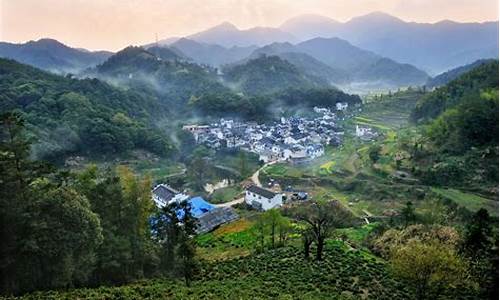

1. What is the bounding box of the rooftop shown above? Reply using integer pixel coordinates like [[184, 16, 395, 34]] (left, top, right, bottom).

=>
[[247, 185, 276, 199]]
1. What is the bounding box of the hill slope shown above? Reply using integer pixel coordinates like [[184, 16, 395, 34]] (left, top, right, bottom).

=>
[[222, 55, 328, 95], [91, 46, 228, 106], [296, 37, 429, 85], [0, 58, 170, 160], [169, 38, 257, 66], [412, 60, 499, 122], [0, 38, 112, 74], [426, 59, 496, 88], [13, 244, 412, 299]]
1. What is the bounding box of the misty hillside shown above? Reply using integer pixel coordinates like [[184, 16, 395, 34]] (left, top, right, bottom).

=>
[[0, 57, 170, 160], [146, 45, 189, 61], [0, 38, 112, 74], [222, 55, 328, 95], [239, 42, 350, 84], [91, 46, 228, 104], [169, 38, 257, 66], [235, 37, 429, 87]]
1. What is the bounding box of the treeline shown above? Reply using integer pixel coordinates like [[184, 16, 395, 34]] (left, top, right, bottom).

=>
[[0, 58, 171, 160], [0, 113, 195, 295], [189, 87, 362, 121]]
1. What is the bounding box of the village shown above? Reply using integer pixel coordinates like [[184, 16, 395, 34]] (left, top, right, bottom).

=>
[[150, 103, 379, 234], [182, 103, 375, 164]]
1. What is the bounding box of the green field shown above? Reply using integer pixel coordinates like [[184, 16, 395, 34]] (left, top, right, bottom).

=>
[[431, 188, 499, 216], [209, 186, 242, 204]]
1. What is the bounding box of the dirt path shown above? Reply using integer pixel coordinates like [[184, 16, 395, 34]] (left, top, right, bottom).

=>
[[214, 161, 275, 208], [216, 197, 244, 207]]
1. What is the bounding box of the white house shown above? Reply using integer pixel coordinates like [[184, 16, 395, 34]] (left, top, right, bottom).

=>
[[245, 185, 283, 211], [336, 102, 348, 111]]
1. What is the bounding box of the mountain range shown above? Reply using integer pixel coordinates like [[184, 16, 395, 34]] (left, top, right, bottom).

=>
[[0, 11, 496, 91], [176, 12, 498, 74], [0, 38, 112, 74]]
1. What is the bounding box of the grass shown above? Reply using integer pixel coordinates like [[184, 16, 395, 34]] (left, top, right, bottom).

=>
[[196, 219, 256, 261], [337, 223, 379, 243], [431, 187, 499, 216], [209, 186, 242, 204]]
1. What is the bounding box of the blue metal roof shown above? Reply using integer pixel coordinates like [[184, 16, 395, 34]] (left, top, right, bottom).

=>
[[188, 196, 215, 217]]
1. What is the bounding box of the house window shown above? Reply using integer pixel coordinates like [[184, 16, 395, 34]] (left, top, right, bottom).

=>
[[258, 196, 261, 199]]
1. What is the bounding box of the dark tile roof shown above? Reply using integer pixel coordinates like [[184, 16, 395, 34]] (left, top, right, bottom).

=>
[[153, 184, 179, 202], [196, 207, 239, 233], [247, 185, 276, 199]]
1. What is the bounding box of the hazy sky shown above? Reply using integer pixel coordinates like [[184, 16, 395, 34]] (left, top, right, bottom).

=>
[[1, 0, 498, 51]]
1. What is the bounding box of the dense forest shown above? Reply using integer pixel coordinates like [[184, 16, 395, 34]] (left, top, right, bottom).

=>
[[222, 55, 328, 95], [0, 58, 171, 160]]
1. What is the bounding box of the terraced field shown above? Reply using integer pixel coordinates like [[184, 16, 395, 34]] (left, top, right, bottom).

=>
[[12, 243, 412, 300]]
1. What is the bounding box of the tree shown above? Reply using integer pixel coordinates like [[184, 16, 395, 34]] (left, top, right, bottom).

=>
[[461, 208, 493, 256], [20, 182, 103, 290], [461, 209, 498, 299], [188, 156, 211, 191], [252, 214, 267, 252], [391, 240, 470, 300], [263, 209, 281, 248], [77, 166, 156, 284], [154, 200, 198, 286], [291, 201, 353, 260], [368, 144, 381, 163], [238, 151, 248, 178], [0, 113, 32, 293], [0, 113, 103, 294], [175, 201, 198, 286], [401, 201, 416, 227], [301, 228, 314, 260]]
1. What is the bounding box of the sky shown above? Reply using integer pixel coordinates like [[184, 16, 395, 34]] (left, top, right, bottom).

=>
[[1, 0, 498, 51]]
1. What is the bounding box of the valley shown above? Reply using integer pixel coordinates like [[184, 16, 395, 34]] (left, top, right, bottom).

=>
[[0, 6, 498, 300]]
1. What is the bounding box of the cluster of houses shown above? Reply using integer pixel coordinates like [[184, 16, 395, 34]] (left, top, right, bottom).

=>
[[152, 182, 291, 233], [152, 184, 239, 233], [355, 125, 378, 141], [183, 106, 348, 164]]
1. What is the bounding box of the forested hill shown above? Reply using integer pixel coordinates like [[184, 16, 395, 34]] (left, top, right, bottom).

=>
[[222, 55, 328, 95], [0, 38, 112, 74], [0, 58, 171, 160], [408, 60, 498, 191], [426, 59, 496, 88], [412, 60, 499, 123], [91, 46, 228, 105]]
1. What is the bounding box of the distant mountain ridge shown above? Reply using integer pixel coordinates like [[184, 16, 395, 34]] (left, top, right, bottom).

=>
[[0, 38, 112, 74], [163, 12, 497, 74], [168, 38, 257, 66], [235, 38, 429, 88], [187, 22, 297, 47], [279, 12, 499, 74]]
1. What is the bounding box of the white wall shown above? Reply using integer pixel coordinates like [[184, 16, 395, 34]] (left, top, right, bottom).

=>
[[245, 190, 283, 210]]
